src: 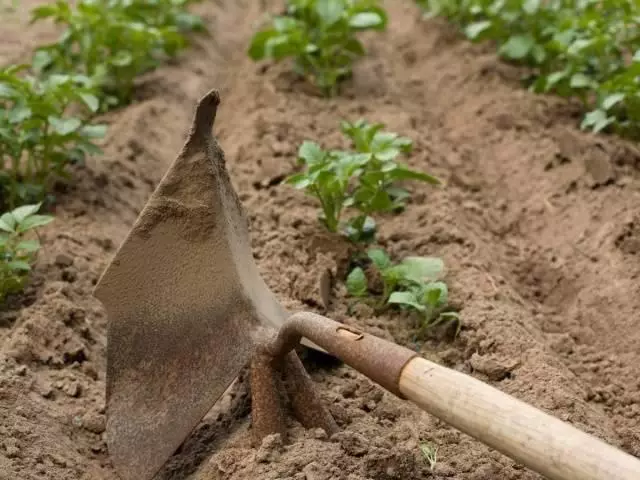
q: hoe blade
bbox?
[94,90,296,480]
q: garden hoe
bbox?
[94,90,640,480]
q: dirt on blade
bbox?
[1,1,639,480]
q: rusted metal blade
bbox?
[93,90,296,480]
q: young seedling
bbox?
[340,119,440,240]
[286,140,370,232]
[0,64,106,209]
[30,0,205,110]
[248,0,388,96]
[346,248,460,337]
[286,120,440,242]
[416,0,640,138]
[419,442,438,471]
[0,203,53,304]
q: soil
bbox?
[2,1,640,479]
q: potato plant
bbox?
[286,120,440,242]
[416,0,640,137]
[30,0,205,110]
[0,203,53,304]
[347,248,460,336]
[248,0,388,96]
[0,65,106,209]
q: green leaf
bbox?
[399,256,444,283]
[388,291,425,311]
[569,73,592,88]
[349,12,384,29]
[273,16,298,33]
[601,93,625,111]
[8,107,31,124]
[343,37,366,56]
[7,260,31,272]
[389,167,441,185]
[79,93,100,112]
[16,240,41,253]
[0,83,16,98]
[16,214,54,233]
[499,35,535,60]
[11,203,42,223]
[367,248,390,270]
[581,109,613,133]
[523,0,540,14]
[49,116,82,135]
[298,141,325,165]
[545,70,568,89]
[286,173,312,189]
[112,51,134,67]
[464,21,491,40]
[422,281,448,307]
[315,0,343,26]
[248,29,278,60]
[346,267,368,297]
[32,50,54,73]
[30,5,58,20]
[265,35,300,59]
[0,213,16,233]
[80,124,108,138]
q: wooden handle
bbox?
[399,357,640,480]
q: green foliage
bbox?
[0,203,53,304]
[0,64,106,209]
[248,0,388,96]
[346,248,460,336]
[30,0,205,110]
[286,120,440,241]
[416,0,640,138]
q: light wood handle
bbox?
[399,357,640,480]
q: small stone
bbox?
[271,141,289,156]
[61,381,82,398]
[90,443,104,453]
[63,307,86,326]
[49,454,68,467]
[55,254,74,268]
[312,428,328,440]
[584,147,614,186]
[362,400,377,412]
[303,462,330,480]
[82,363,99,380]
[255,433,283,463]
[81,412,106,434]
[5,445,20,458]
[4,440,20,459]
[469,353,518,381]
[15,365,27,376]
[340,383,357,399]
[37,381,54,399]
[332,431,369,457]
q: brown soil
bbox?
[2,1,640,479]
